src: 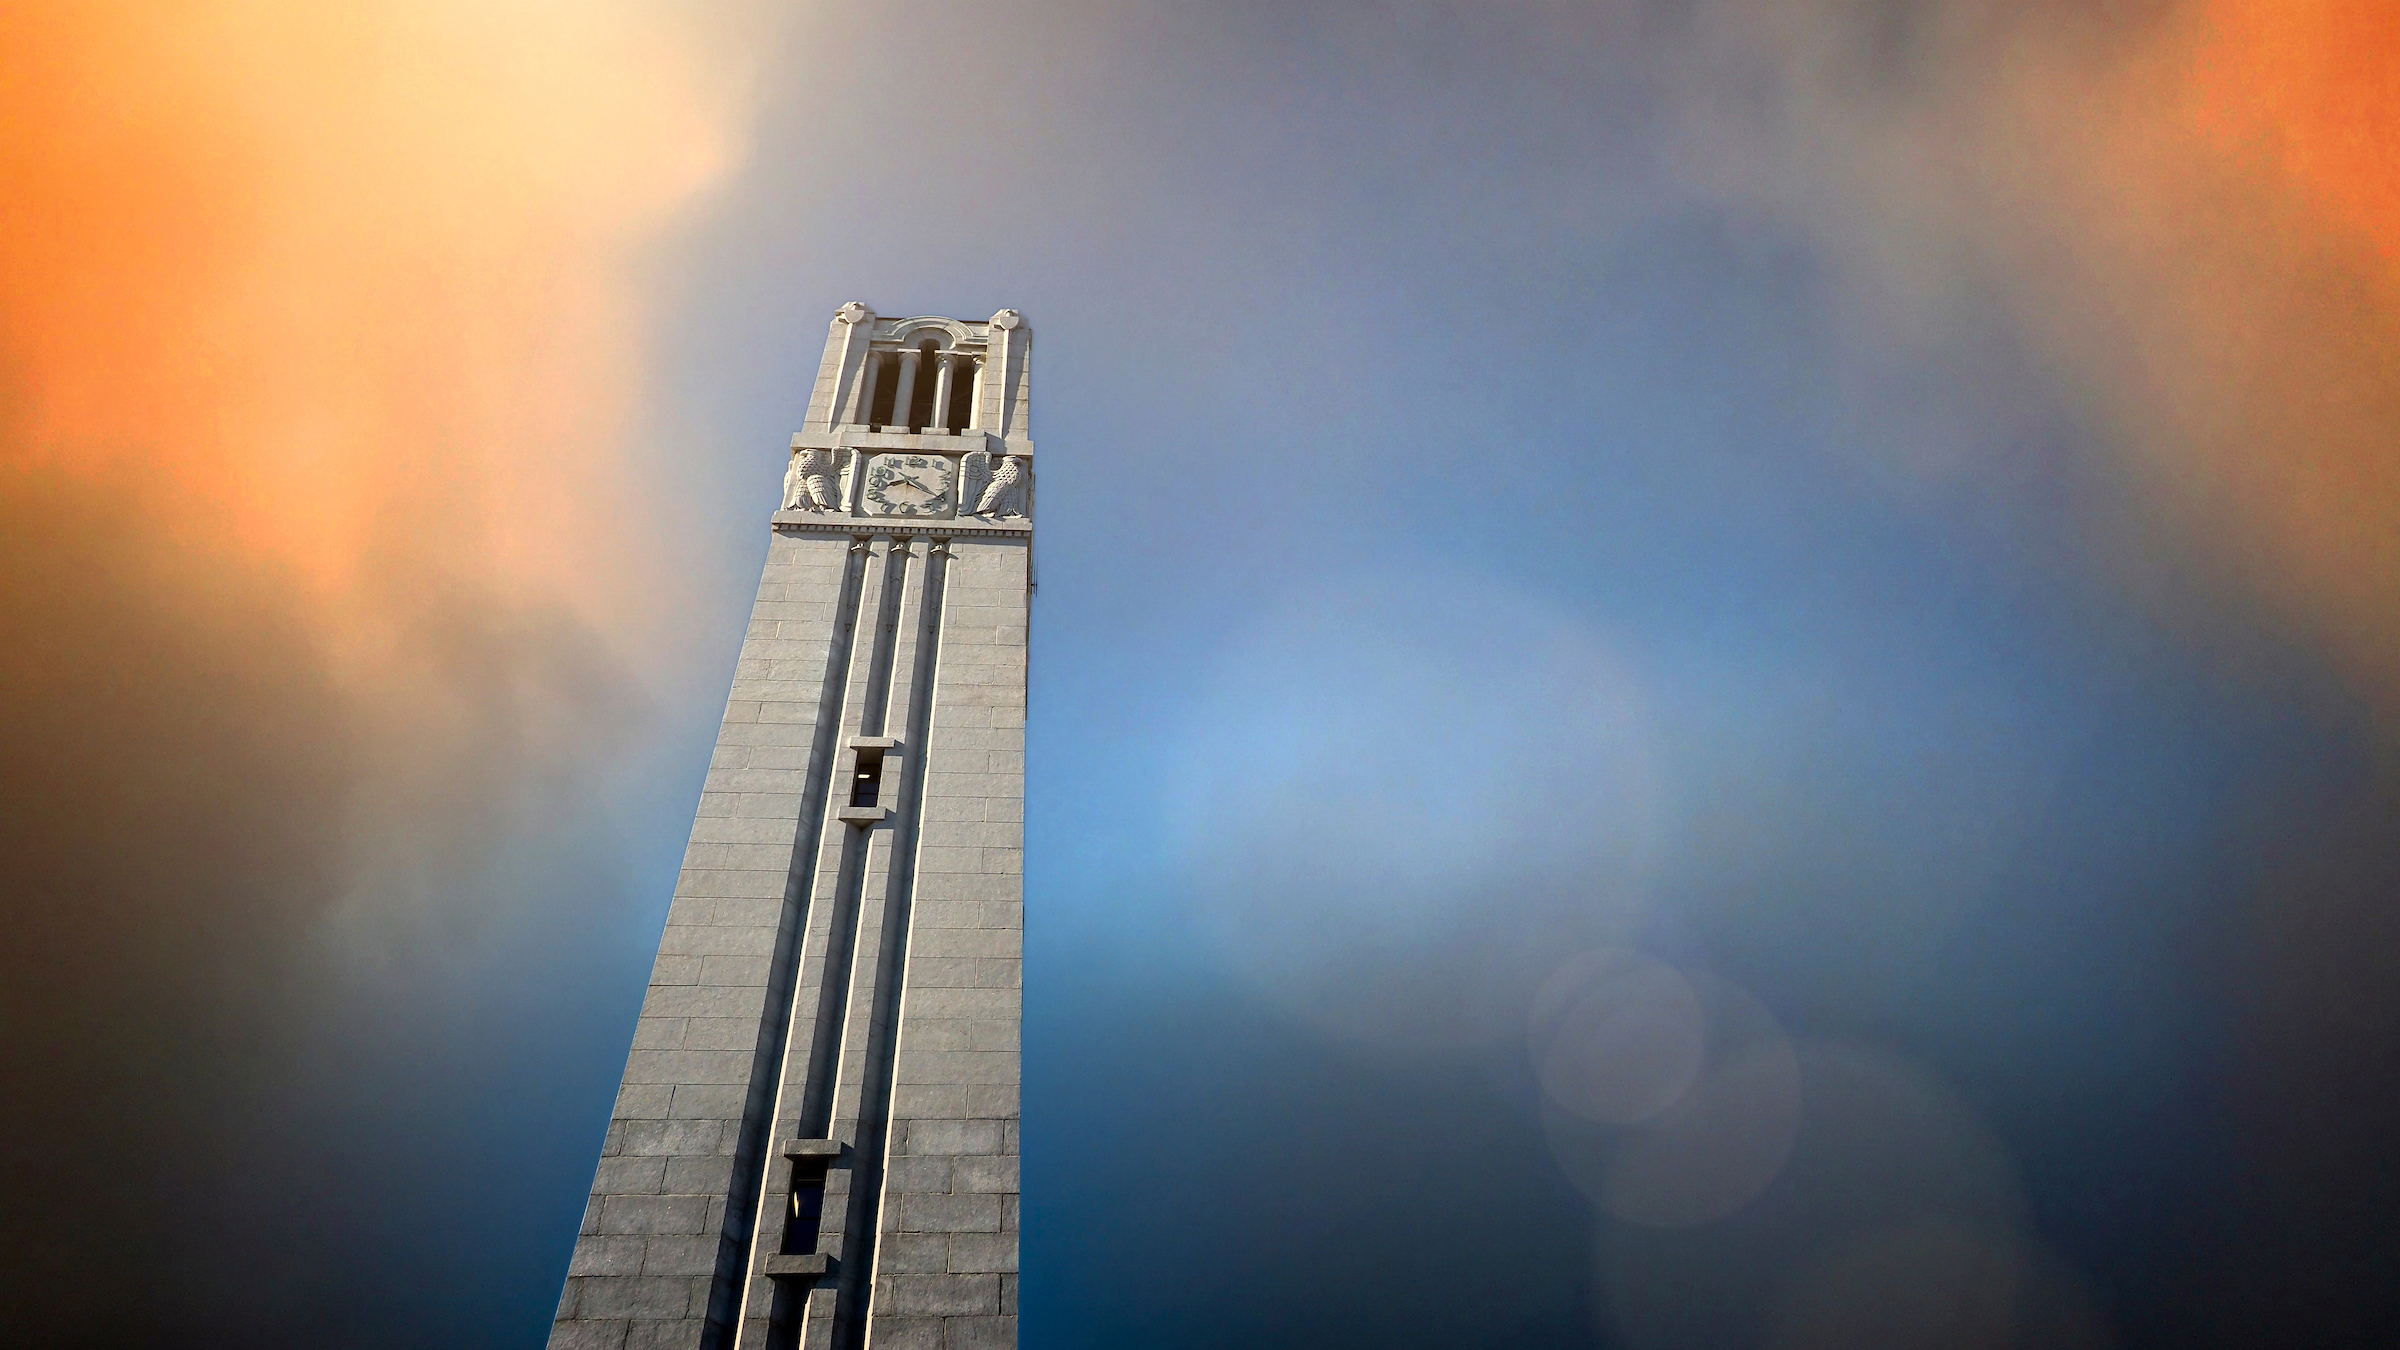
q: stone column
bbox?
[845,352,881,429]
[929,354,956,434]
[886,351,921,432]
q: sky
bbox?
[3,1,2398,1347]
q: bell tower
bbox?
[550,303,1031,1350]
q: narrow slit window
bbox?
[783,1161,828,1254]
[850,752,883,808]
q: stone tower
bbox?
[551,304,1030,1350]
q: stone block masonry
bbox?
[549,305,1029,1350]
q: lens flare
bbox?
[1764,1221,2113,1350]
[1593,1042,2041,1349]
[1530,949,1708,1126]
[1539,964,1802,1229]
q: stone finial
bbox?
[835,301,873,325]
[988,309,1022,331]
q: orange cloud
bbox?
[2186,0,2400,272]
[0,8,767,1323]
[0,1,748,608]
[0,0,781,966]
[1666,0,2400,714]
[2048,0,2400,707]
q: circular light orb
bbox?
[1531,949,1708,1125]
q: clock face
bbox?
[861,454,955,518]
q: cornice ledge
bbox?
[770,510,1032,537]
[789,429,1032,457]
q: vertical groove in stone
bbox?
[860,536,911,736]
[697,536,870,1350]
[798,536,910,1140]
[732,533,915,1349]
[833,538,950,1347]
[793,835,867,1141]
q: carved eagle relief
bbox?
[782,447,846,512]
[961,450,1029,518]
[978,456,1025,516]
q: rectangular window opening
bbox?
[849,752,883,808]
[783,1160,828,1254]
